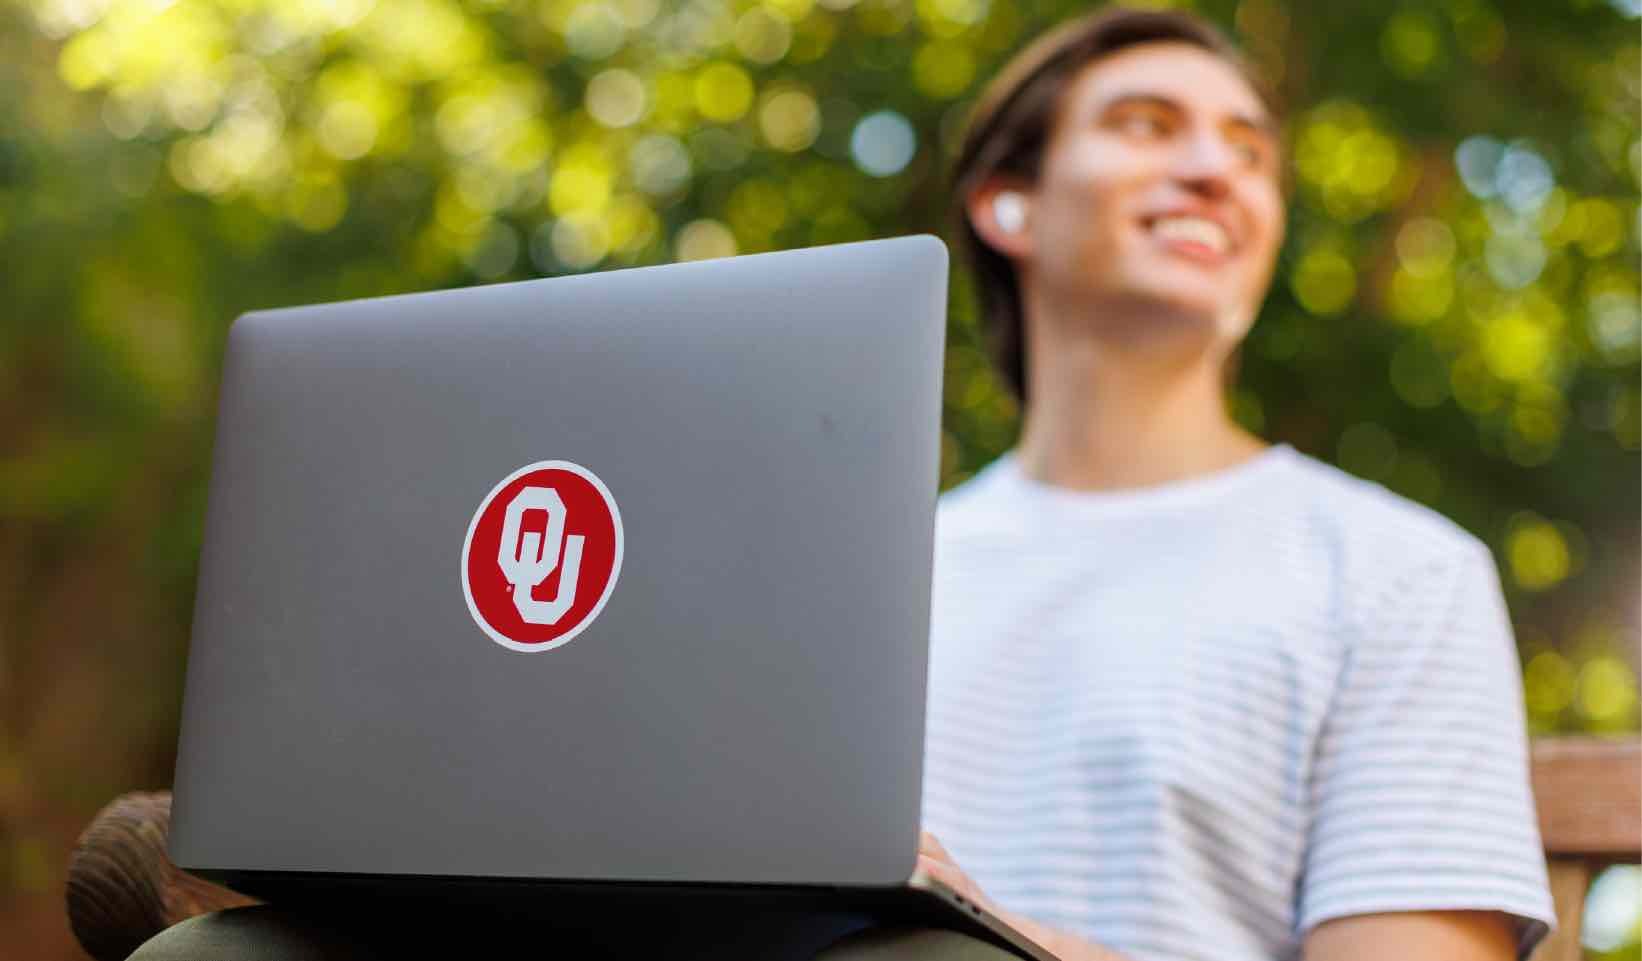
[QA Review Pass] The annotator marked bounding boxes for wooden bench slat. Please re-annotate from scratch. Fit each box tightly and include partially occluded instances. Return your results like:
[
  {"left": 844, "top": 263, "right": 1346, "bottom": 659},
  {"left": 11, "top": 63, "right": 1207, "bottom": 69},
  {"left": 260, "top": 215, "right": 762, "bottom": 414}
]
[{"left": 1530, "top": 737, "right": 1641, "bottom": 858}]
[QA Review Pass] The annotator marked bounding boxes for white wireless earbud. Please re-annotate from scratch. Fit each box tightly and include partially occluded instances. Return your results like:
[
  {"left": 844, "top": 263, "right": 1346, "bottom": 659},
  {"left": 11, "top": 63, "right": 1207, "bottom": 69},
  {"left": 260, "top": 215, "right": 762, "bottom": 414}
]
[{"left": 992, "top": 191, "right": 1028, "bottom": 234}]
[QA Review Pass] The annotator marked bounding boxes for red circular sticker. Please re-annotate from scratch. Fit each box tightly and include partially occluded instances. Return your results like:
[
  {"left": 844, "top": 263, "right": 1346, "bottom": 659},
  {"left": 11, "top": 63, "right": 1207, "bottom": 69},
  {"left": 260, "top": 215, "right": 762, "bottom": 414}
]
[{"left": 461, "top": 461, "right": 624, "bottom": 653}]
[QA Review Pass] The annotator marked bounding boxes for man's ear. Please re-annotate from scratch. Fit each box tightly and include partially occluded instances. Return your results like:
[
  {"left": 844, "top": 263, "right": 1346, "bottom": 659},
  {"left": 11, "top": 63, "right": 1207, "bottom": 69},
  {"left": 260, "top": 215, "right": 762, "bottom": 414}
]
[{"left": 965, "top": 177, "right": 1035, "bottom": 262}]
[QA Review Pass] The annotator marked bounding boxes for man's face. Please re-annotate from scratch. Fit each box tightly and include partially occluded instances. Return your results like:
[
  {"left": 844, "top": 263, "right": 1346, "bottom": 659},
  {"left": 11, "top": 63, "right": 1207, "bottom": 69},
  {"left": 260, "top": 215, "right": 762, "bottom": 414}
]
[{"left": 1021, "top": 42, "right": 1285, "bottom": 345}]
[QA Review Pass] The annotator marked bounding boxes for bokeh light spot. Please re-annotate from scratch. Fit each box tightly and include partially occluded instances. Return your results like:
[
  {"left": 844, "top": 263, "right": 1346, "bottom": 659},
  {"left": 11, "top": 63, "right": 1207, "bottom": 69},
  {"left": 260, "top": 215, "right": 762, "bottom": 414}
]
[
  {"left": 810, "top": 203, "right": 871, "bottom": 245},
  {"left": 1396, "top": 217, "right": 1456, "bottom": 276},
  {"left": 1380, "top": 9, "right": 1442, "bottom": 79},
  {"left": 1507, "top": 516, "right": 1571, "bottom": 591},
  {"left": 614, "top": 0, "right": 660, "bottom": 29},
  {"left": 605, "top": 194, "right": 659, "bottom": 255},
  {"left": 285, "top": 174, "right": 347, "bottom": 231},
  {"left": 913, "top": 40, "right": 976, "bottom": 99},
  {"left": 851, "top": 110, "right": 916, "bottom": 177},
  {"left": 1524, "top": 651, "right": 1576, "bottom": 716},
  {"left": 317, "top": 100, "right": 378, "bottom": 160},
  {"left": 759, "top": 89, "right": 821, "bottom": 152},
  {"left": 586, "top": 68, "right": 647, "bottom": 128},
  {"left": 1497, "top": 143, "right": 1555, "bottom": 213},
  {"left": 1455, "top": 135, "right": 1503, "bottom": 198},
  {"left": 728, "top": 179, "right": 790, "bottom": 244},
  {"left": 549, "top": 144, "right": 615, "bottom": 216},
  {"left": 564, "top": 3, "right": 626, "bottom": 59},
  {"left": 694, "top": 62, "right": 754, "bottom": 123},
  {"left": 58, "top": 29, "right": 113, "bottom": 90},
  {"left": 629, "top": 133, "right": 693, "bottom": 196},
  {"left": 675, "top": 218, "right": 738, "bottom": 261},
  {"left": 550, "top": 213, "right": 611, "bottom": 270},
  {"left": 765, "top": 0, "right": 816, "bottom": 21},
  {"left": 1388, "top": 268, "right": 1453, "bottom": 325},
  {"left": 1585, "top": 867, "right": 1642, "bottom": 953},
  {"left": 1588, "top": 291, "right": 1641, "bottom": 359},
  {"left": 1481, "top": 309, "right": 1552, "bottom": 382},
  {"left": 735, "top": 7, "right": 792, "bottom": 63},
  {"left": 1291, "top": 248, "right": 1356, "bottom": 315},
  {"left": 1574, "top": 198, "right": 1624, "bottom": 258},
  {"left": 916, "top": 0, "right": 989, "bottom": 34},
  {"left": 1577, "top": 657, "right": 1639, "bottom": 724}
]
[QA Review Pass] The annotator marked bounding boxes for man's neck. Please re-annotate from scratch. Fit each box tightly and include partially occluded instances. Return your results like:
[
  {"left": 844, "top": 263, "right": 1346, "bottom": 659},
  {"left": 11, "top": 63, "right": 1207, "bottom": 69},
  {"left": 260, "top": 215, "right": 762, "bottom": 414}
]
[{"left": 1013, "top": 297, "right": 1266, "bottom": 492}]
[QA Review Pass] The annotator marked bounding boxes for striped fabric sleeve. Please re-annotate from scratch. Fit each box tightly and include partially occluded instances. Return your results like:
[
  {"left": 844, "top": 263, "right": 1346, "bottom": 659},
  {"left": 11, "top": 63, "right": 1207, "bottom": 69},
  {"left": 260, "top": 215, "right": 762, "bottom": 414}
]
[{"left": 1296, "top": 540, "right": 1555, "bottom": 958}]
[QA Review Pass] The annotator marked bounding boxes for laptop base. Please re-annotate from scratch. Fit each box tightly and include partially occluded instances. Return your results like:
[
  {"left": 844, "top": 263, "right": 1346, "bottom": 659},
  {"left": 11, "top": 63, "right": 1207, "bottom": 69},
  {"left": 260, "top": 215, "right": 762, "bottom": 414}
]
[{"left": 199, "top": 870, "right": 1050, "bottom": 960}]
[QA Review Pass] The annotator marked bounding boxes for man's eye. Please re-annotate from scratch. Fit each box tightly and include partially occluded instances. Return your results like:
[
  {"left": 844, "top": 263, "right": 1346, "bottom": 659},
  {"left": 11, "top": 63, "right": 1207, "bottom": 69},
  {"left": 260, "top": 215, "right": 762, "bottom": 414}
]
[
  {"left": 1120, "top": 114, "right": 1166, "bottom": 136},
  {"left": 1232, "top": 140, "right": 1267, "bottom": 167}
]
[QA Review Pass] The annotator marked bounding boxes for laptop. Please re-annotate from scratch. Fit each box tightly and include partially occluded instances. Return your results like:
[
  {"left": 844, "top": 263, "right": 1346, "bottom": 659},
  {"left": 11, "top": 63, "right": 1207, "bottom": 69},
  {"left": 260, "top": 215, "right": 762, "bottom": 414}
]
[{"left": 168, "top": 234, "right": 1053, "bottom": 959}]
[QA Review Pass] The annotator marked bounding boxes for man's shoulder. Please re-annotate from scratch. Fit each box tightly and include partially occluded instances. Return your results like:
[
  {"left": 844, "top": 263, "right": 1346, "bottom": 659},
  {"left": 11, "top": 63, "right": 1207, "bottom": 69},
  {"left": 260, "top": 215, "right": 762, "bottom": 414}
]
[{"left": 1273, "top": 448, "right": 1494, "bottom": 581}]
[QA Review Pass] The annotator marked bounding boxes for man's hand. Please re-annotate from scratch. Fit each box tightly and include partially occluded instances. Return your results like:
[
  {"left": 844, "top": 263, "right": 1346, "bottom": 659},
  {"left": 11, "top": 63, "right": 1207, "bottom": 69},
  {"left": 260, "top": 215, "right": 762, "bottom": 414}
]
[
  {"left": 918, "top": 833, "right": 1134, "bottom": 961},
  {"left": 917, "top": 832, "right": 997, "bottom": 913}
]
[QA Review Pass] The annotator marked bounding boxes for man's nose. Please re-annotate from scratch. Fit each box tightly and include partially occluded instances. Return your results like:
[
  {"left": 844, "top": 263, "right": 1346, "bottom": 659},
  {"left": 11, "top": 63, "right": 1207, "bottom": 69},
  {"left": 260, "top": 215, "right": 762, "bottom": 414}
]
[{"left": 1172, "top": 130, "right": 1236, "bottom": 199}]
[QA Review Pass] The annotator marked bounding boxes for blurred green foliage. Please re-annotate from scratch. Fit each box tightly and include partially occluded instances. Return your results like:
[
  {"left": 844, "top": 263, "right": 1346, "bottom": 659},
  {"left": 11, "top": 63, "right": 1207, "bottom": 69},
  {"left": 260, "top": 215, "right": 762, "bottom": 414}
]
[{"left": 0, "top": 0, "right": 1637, "bottom": 956}]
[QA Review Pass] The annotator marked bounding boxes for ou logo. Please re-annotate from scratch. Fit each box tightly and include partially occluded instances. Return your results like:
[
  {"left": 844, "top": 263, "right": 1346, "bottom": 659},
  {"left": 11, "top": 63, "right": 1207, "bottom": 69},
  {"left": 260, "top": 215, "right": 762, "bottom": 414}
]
[{"left": 461, "top": 461, "right": 624, "bottom": 653}]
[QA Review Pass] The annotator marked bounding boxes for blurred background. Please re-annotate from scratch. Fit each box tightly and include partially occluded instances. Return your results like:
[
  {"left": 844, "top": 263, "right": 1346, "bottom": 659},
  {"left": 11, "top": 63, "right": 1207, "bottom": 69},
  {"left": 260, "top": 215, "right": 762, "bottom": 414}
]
[{"left": 1, "top": 0, "right": 1638, "bottom": 956}]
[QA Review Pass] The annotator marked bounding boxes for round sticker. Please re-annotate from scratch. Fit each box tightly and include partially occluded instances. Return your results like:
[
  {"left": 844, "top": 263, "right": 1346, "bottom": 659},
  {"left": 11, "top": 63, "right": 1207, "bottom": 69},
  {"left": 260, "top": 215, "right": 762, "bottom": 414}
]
[{"left": 461, "top": 461, "right": 624, "bottom": 653}]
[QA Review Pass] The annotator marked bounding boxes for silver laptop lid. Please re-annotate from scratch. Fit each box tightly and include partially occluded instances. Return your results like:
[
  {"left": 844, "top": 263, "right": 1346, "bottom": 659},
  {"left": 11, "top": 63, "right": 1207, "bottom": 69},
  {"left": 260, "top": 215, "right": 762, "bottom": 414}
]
[{"left": 169, "top": 235, "right": 948, "bottom": 888}]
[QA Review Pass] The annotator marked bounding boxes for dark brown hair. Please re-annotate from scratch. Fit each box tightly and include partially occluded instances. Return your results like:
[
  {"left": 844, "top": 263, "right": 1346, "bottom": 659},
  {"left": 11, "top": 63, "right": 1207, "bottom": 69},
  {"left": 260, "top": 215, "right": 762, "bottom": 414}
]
[{"left": 951, "top": 6, "right": 1280, "bottom": 404}]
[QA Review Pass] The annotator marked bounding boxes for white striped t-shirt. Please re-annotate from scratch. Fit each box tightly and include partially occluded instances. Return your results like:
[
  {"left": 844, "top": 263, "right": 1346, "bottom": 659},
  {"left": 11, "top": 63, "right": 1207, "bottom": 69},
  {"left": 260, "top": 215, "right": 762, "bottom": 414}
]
[{"left": 921, "top": 444, "right": 1554, "bottom": 961}]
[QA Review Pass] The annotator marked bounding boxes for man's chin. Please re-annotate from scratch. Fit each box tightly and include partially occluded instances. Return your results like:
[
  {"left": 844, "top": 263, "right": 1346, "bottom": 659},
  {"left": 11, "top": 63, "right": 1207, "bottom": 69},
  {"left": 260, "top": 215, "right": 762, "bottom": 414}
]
[{"left": 1085, "top": 285, "right": 1231, "bottom": 341}]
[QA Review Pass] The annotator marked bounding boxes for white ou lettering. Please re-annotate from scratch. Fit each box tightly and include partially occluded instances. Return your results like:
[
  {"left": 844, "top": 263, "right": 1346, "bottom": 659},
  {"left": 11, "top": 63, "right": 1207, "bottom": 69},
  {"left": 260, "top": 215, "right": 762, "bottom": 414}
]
[{"left": 496, "top": 486, "right": 585, "bottom": 624}]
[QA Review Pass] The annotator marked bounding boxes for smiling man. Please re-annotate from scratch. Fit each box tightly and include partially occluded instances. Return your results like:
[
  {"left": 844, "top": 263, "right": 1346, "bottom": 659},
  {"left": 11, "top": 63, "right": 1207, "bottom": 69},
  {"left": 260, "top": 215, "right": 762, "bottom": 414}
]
[{"left": 898, "top": 7, "right": 1556, "bottom": 961}]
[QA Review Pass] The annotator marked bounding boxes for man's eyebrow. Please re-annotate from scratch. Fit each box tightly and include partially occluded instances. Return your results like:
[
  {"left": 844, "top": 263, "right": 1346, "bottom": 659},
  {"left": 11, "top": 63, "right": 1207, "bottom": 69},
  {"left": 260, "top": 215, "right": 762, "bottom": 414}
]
[
  {"left": 1094, "top": 92, "right": 1277, "bottom": 140},
  {"left": 1224, "top": 112, "right": 1279, "bottom": 141},
  {"left": 1094, "top": 93, "right": 1184, "bottom": 117}
]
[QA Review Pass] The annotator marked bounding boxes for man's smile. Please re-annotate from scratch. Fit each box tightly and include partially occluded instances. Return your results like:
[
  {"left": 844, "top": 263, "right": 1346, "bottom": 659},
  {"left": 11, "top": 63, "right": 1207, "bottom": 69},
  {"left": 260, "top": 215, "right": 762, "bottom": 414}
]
[{"left": 1141, "top": 211, "right": 1236, "bottom": 265}]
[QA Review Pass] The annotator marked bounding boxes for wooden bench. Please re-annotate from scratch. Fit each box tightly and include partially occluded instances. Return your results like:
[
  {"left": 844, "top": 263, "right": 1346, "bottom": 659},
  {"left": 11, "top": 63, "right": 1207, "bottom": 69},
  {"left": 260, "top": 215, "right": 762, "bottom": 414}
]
[{"left": 1527, "top": 737, "right": 1641, "bottom": 961}]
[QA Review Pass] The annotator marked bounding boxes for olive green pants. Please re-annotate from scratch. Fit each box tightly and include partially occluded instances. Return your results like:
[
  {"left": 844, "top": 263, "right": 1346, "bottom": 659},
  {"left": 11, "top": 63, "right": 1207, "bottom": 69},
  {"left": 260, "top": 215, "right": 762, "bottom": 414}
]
[{"left": 130, "top": 904, "right": 1022, "bottom": 961}]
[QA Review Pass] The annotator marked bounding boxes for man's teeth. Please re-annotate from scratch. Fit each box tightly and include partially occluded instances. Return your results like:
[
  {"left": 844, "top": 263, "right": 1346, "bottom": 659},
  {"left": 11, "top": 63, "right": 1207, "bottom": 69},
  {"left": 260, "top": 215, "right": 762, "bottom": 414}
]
[{"left": 1152, "top": 216, "right": 1230, "bottom": 254}]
